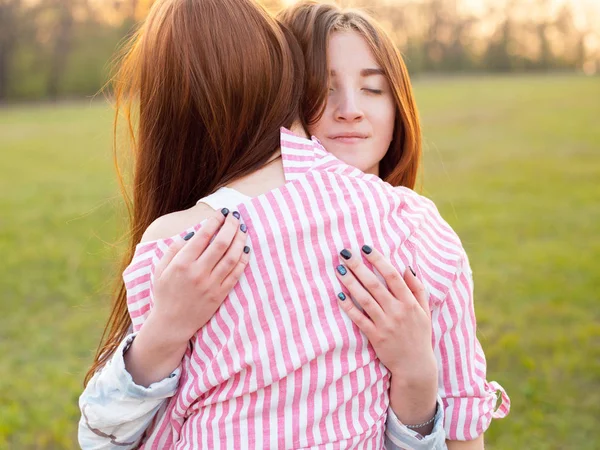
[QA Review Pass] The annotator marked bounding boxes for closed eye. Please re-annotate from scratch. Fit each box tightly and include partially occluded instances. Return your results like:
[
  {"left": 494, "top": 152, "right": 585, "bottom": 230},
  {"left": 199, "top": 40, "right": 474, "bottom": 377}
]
[{"left": 363, "top": 88, "right": 383, "bottom": 95}]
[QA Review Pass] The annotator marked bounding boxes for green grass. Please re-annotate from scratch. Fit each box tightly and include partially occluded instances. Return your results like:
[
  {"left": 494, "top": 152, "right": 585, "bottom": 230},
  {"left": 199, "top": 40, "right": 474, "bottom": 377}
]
[{"left": 1, "top": 75, "right": 599, "bottom": 448}]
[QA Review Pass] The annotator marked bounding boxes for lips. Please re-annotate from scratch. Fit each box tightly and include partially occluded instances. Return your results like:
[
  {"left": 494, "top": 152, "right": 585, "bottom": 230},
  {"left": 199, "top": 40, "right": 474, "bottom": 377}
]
[
  {"left": 330, "top": 133, "right": 368, "bottom": 140},
  {"left": 329, "top": 133, "right": 368, "bottom": 144}
]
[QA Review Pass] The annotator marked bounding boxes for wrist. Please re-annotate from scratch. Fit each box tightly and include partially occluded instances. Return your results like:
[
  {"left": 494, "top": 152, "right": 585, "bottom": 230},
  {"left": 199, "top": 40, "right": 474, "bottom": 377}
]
[
  {"left": 124, "top": 314, "right": 189, "bottom": 387},
  {"left": 143, "top": 310, "right": 193, "bottom": 350},
  {"left": 389, "top": 362, "right": 438, "bottom": 432}
]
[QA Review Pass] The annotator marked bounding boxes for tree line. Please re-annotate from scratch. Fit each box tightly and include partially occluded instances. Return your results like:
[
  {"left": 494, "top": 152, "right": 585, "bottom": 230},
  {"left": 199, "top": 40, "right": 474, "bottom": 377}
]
[{"left": 0, "top": 0, "right": 597, "bottom": 102}]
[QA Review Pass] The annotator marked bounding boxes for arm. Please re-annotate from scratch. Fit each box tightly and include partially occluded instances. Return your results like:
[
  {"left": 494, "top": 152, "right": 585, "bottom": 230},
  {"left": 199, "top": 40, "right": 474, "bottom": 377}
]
[
  {"left": 78, "top": 333, "right": 179, "bottom": 450},
  {"left": 334, "top": 246, "right": 444, "bottom": 446},
  {"left": 79, "top": 209, "right": 252, "bottom": 448}
]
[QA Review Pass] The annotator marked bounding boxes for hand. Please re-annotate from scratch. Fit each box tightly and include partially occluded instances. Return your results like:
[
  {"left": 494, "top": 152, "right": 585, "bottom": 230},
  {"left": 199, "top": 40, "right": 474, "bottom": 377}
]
[
  {"left": 335, "top": 246, "right": 437, "bottom": 384},
  {"left": 125, "top": 208, "right": 251, "bottom": 387},
  {"left": 149, "top": 208, "right": 251, "bottom": 345}
]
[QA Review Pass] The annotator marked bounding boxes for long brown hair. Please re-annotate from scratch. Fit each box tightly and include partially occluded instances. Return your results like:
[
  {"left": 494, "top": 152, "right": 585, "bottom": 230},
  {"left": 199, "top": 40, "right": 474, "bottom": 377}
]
[
  {"left": 85, "top": 0, "right": 304, "bottom": 385},
  {"left": 279, "top": 1, "right": 421, "bottom": 189}
]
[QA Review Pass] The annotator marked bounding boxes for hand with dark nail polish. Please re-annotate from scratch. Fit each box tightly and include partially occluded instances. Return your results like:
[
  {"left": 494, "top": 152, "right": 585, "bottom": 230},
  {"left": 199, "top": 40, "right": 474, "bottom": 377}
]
[
  {"left": 232, "top": 211, "right": 240, "bottom": 219},
  {"left": 221, "top": 208, "right": 230, "bottom": 217},
  {"left": 361, "top": 245, "right": 372, "bottom": 255},
  {"left": 337, "top": 265, "right": 347, "bottom": 276},
  {"left": 183, "top": 231, "right": 195, "bottom": 241}
]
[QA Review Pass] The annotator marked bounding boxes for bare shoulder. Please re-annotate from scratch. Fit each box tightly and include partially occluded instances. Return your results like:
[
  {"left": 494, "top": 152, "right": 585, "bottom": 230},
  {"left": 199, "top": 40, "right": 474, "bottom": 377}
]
[{"left": 140, "top": 203, "right": 216, "bottom": 243}]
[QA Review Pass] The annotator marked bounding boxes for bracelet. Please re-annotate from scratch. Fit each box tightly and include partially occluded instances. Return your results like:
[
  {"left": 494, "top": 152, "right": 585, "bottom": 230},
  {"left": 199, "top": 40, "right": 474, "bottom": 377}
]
[{"left": 404, "top": 403, "right": 438, "bottom": 429}]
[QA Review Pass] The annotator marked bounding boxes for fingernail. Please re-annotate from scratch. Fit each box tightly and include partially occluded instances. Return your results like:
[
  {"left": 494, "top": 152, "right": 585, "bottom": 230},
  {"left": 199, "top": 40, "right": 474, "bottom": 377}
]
[
  {"left": 336, "top": 265, "right": 347, "bottom": 276},
  {"left": 340, "top": 249, "right": 352, "bottom": 260},
  {"left": 183, "top": 231, "right": 195, "bottom": 241},
  {"left": 338, "top": 292, "right": 346, "bottom": 301},
  {"left": 409, "top": 265, "right": 416, "bottom": 277},
  {"left": 221, "top": 208, "right": 230, "bottom": 217},
  {"left": 243, "top": 246, "right": 250, "bottom": 254},
  {"left": 232, "top": 211, "right": 240, "bottom": 219},
  {"left": 240, "top": 223, "right": 247, "bottom": 233},
  {"left": 361, "top": 245, "right": 372, "bottom": 255}
]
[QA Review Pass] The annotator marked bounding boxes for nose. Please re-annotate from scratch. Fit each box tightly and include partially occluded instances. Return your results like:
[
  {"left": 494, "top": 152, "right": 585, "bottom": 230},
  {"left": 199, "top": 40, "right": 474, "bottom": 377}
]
[{"left": 335, "top": 89, "right": 364, "bottom": 122}]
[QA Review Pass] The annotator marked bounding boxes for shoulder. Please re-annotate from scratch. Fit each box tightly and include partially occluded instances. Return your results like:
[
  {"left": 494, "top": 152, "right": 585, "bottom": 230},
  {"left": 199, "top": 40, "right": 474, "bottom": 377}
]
[
  {"left": 395, "top": 186, "right": 467, "bottom": 260},
  {"left": 394, "top": 186, "right": 460, "bottom": 242},
  {"left": 140, "top": 203, "right": 215, "bottom": 244}
]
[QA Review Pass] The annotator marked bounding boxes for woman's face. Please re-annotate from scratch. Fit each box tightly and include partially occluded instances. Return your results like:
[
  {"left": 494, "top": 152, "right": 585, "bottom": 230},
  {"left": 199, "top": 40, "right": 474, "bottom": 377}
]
[{"left": 308, "top": 30, "right": 396, "bottom": 176}]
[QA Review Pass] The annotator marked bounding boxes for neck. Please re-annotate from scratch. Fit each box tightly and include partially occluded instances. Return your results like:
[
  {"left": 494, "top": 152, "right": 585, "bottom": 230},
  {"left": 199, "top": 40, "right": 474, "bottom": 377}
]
[{"left": 290, "top": 120, "right": 309, "bottom": 139}]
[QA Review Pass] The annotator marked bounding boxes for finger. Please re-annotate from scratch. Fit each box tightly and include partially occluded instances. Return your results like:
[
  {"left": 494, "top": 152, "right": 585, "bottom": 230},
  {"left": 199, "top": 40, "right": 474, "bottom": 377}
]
[
  {"left": 211, "top": 221, "right": 249, "bottom": 282},
  {"left": 339, "top": 248, "right": 395, "bottom": 312},
  {"left": 404, "top": 266, "right": 430, "bottom": 315},
  {"left": 360, "top": 245, "right": 414, "bottom": 306},
  {"left": 220, "top": 245, "right": 251, "bottom": 292},
  {"left": 174, "top": 208, "right": 228, "bottom": 265},
  {"left": 154, "top": 233, "right": 190, "bottom": 279},
  {"left": 337, "top": 291, "right": 376, "bottom": 338},
  {"left": 335, "top": 263, "right": 385, "bottom": 323},
  {"left": 197, "top": 210, "right": 242, "bottom": 270}
]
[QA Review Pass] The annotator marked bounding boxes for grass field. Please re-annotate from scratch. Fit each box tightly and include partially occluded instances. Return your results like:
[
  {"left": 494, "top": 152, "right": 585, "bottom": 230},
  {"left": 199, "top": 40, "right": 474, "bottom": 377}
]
[{"left": 1, "top": 75, "right": 599, "bottom": 449}]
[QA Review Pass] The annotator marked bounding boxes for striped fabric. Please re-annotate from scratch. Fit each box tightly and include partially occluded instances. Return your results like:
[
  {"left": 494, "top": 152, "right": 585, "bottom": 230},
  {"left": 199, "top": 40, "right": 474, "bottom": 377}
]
[{"left": 124, "top": 128, "right": 509, "bottom": 449}]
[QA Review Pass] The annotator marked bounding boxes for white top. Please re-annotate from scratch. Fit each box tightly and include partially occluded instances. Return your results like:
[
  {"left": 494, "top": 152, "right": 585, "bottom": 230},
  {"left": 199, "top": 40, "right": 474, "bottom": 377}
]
[{"left": 196, "top": 186, "right": 251, "bottom": 211}]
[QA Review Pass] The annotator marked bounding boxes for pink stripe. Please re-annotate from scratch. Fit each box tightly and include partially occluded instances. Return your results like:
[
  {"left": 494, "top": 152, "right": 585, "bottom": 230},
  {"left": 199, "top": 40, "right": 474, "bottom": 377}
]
[
  {"left": 128, "top": 303, "right": 150, "bottom": 319},
  {"left": 126, "top": 288, "right": 150, "bottom": 304},
  {"left": 125, "top": 273, "right": 150, "bottom": 290},
  {"left": 323, "top": 174, "right": 370, "bottom": 436}
]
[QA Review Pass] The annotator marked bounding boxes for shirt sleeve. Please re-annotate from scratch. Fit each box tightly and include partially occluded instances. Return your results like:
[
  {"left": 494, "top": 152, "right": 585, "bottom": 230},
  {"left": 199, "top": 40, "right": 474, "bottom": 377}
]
[
  {"left": 431, "top": 254, "right": 510, "bottom": 441},
  {"left": 385, "top": 396, "right": 447, "bottom": 450},
  {"left": 78, "top": 333, "right": 180, "bottom": 450}
]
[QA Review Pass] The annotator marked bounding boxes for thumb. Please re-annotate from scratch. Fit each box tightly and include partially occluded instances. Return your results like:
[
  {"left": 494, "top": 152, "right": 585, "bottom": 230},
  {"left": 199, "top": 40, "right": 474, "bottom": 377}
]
[{"left": 404, "top": 266, "right": 430, "bottom": 316}]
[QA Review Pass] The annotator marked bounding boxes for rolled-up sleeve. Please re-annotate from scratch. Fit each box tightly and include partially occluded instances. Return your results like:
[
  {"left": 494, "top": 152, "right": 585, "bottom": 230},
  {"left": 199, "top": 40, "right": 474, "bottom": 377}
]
[
  {"left": 432, "top": 255, "right": 510, "bottom": 441},
  {"left": 78, "top": 333, "right": 180, "bottom": 450}
]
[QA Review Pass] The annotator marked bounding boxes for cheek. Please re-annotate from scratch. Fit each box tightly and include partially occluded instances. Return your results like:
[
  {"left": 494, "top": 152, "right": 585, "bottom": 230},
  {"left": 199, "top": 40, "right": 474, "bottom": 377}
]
[
  {"left": 307, "top": 114, "right": 329, "bottom": 141},
  {"left": 370, "top": 101, "right": 395, "bottom": 146}
]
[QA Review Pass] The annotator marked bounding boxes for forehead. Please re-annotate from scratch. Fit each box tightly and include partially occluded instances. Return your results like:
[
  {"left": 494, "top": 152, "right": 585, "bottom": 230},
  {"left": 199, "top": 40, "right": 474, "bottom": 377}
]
[{"left": 327, "top": 30, "right": 380, "bottom": 73}]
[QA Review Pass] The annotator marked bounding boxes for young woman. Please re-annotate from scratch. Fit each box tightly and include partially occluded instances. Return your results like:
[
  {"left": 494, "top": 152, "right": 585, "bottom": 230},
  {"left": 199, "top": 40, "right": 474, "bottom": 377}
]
[
  {"left": 79, "top": 0, "right": 508, "bottom": 448},
  {"left": 278, "top": 3, "right": 510, "bottom": 447}
]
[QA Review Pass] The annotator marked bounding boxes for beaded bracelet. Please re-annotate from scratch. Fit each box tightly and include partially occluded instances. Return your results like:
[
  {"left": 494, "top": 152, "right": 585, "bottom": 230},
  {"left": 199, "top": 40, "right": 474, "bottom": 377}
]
[{"left": 404, "top": 403, "right": 438, "bottom": 429}]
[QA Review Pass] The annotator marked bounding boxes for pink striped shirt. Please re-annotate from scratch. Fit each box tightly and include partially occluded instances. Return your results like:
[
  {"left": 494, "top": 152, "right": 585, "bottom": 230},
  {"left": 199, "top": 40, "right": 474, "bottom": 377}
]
[{"left": 124, "top": 128, "right": 509, "bottom": 449}]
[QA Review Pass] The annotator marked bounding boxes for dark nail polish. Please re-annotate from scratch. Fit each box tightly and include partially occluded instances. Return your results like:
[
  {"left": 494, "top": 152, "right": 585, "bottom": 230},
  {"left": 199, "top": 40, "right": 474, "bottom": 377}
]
[
  {"left": 338, "top": 292, "right": 346, "bottom": 301},
  {"left": 221, "top": 208, "right": 230, "bottom": 217},
  {"left": 361, "top": 245, "right": 372, "bottom": 255},
  {"left": 336, "top": 265, "right": 347, "bottom": 276},
  {"left": 243, "top": 246, "right": 250, "bottom": 254},
  {"left": 183, "top": 231, "right": 195, "bottom": 241},
  {"left": 240, "top": 223, "right": 247, "bottom": 233},
  {"left": 409, "top": 265, "right": 416, "bottom": 277},
  {"left": 340, "top": 249, "right": 352, "bottom": 260},
  {"left": 232, "top": 211, "right": 240, "bottom": 219}
]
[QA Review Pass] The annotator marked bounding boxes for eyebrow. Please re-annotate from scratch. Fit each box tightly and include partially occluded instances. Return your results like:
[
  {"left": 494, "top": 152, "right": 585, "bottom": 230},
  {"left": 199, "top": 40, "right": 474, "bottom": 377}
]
[
  {"left": 360, "top": 68, "right": 384, "bottom": 77},
  {"left": 329, "top": 68, "right": 385, "bottom": 77}
]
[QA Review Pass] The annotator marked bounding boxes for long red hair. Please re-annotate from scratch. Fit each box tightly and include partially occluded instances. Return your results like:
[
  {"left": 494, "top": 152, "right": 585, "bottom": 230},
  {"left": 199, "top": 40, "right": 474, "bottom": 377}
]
[
  {"left": 279, "top": 1, "right": 422, "bottom": 189},
  {"left": 85, "top": 0, "right": 304, "bottom": 385}
]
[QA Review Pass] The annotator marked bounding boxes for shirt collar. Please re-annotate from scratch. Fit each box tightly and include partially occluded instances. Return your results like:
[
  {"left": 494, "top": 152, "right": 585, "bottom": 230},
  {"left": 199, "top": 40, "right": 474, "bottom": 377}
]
[{"left": 280, "top": 127, "right": 332, "bottom": 182}]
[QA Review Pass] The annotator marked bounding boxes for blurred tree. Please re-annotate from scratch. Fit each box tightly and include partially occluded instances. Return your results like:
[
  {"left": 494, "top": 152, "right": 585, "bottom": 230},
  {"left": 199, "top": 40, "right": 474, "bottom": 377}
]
[
  {"left": 46, "top": 0, "right": 74, "bottom": 99},
  {"left": 0, "top": 0, "right": 20, "bottom": 101},
  {"left": 483, "top": 0, "right": 516, "bottom": 72}
]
